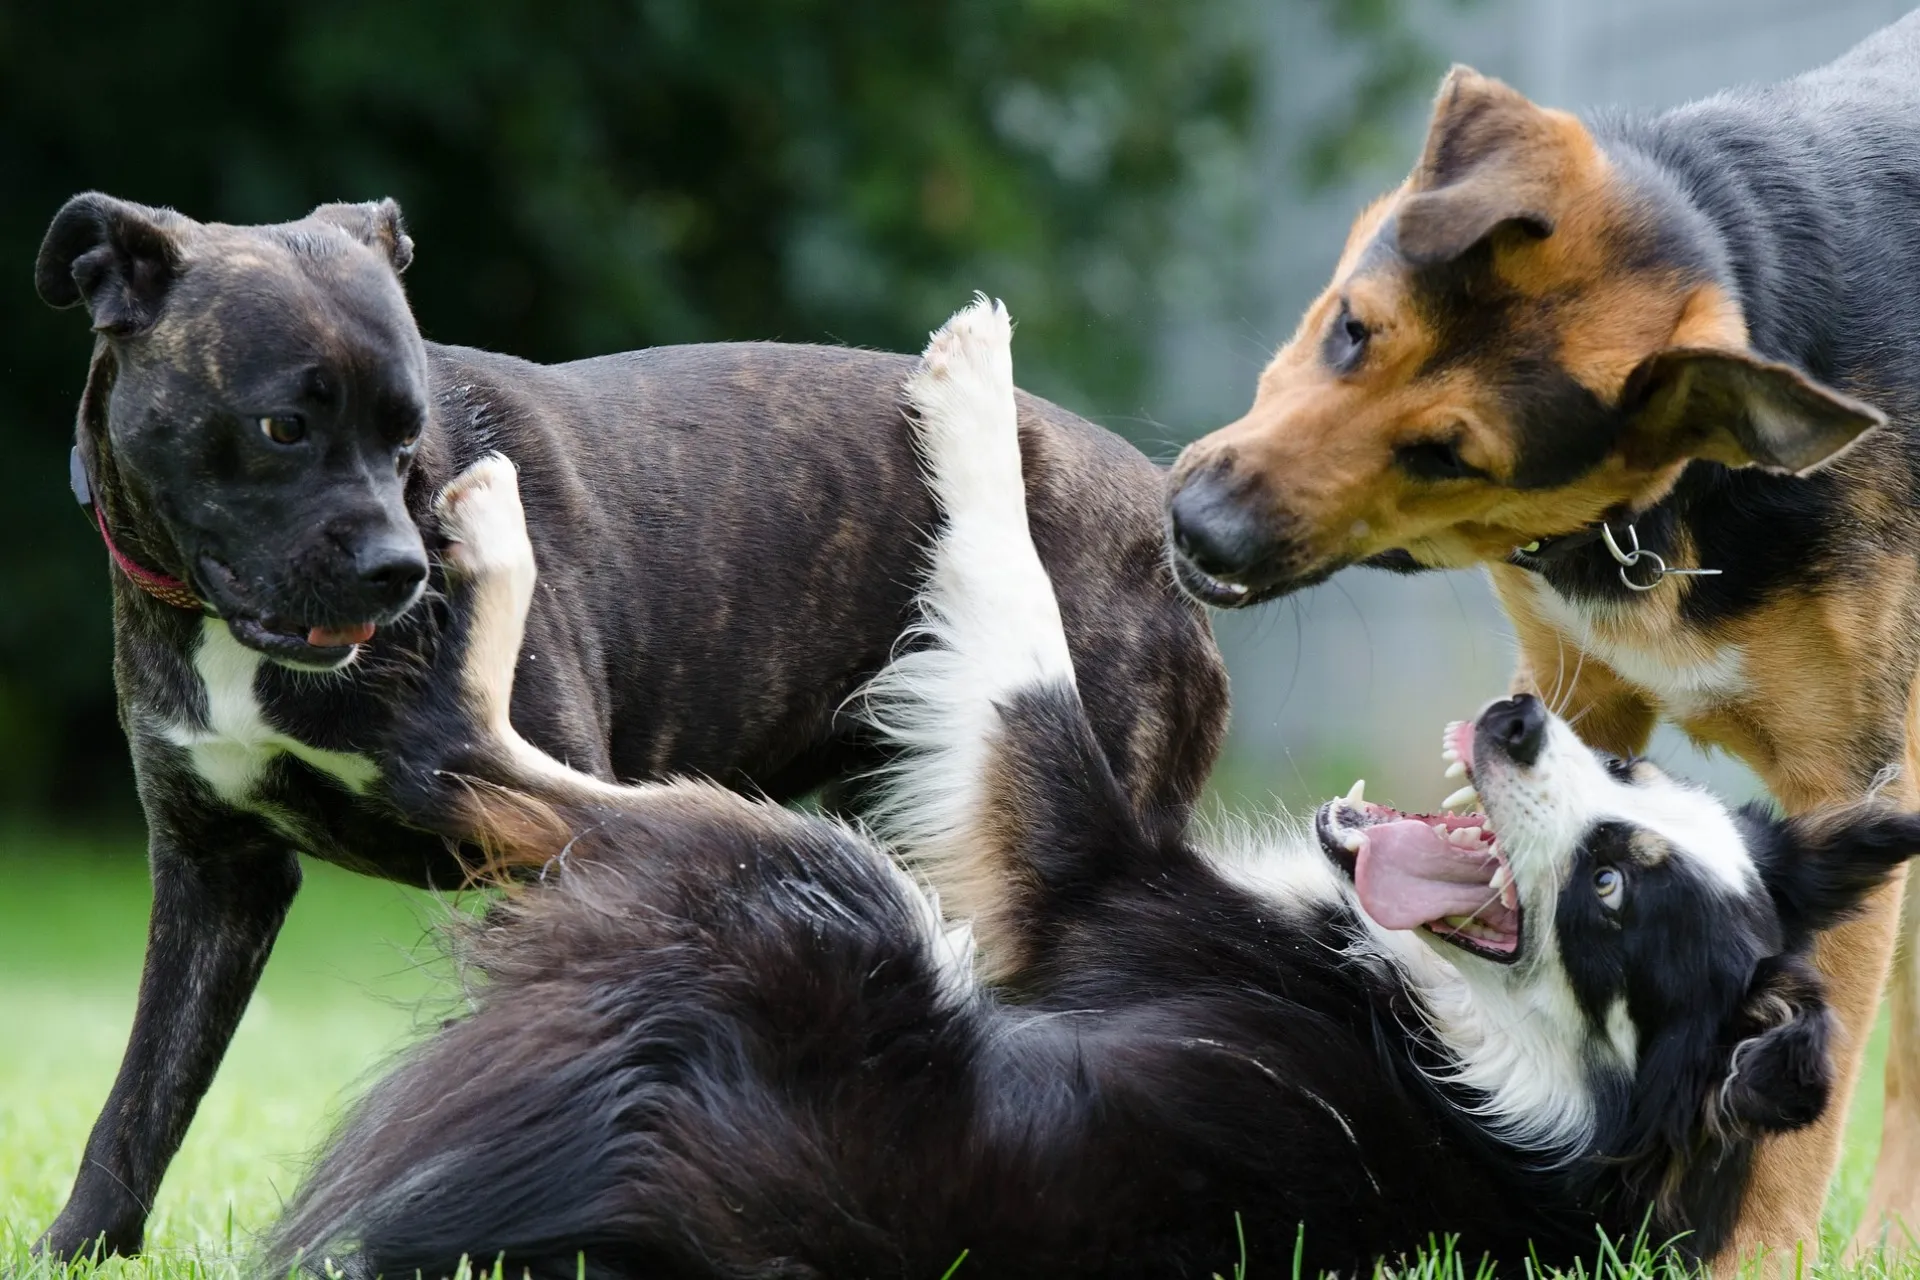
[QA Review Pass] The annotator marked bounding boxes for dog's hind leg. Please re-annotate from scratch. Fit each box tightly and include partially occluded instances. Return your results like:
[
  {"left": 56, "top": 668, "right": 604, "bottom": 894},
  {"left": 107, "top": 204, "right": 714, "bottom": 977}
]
[
  {"left": 861, "top": 297, "right": 1165, "bottom": 983},
  {"left": 1853, "top": 698, "right": 1920, "bottom": 1255}
]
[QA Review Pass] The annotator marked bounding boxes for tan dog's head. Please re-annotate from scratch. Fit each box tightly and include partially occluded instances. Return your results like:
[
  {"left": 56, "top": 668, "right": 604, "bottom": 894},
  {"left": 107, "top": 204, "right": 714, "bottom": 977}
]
[{"left": 1165, "top": 68, "right": 1884, "bottom": 605}]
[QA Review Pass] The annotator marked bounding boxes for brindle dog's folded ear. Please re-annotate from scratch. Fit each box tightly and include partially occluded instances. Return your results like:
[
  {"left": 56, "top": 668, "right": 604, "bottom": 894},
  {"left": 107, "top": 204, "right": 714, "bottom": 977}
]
[
  {"left": 1715, "top": 954, "right": 1834, "bottom": 1135},
  {"left": 1395, "top": 66, "right": 1558, "bottom": 267},
  {"left": 309, "top": 198, "right": 414, "bottom": 274},
  {"left": 1620, "top": 347, "right": 1885, "bottom": 475},
  {"left": 35, "top": 192, "right": 188, "bottom": 335}
]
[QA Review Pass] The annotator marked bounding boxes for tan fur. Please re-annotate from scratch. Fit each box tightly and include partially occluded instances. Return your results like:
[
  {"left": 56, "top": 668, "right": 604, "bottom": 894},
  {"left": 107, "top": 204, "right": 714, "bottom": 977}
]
[{"left": 1179, "top": 64, "right": 1920, "bottom": 1263}]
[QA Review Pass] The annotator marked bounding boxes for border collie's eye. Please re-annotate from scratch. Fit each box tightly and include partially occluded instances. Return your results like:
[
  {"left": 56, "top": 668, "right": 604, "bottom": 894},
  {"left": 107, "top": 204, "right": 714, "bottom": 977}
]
[
  {"left": 1323, "top": 302, "right": 1370, "bottom": 373},
  {"left": 1394, "top": 437, "right": 1487, "bottom": 482},
  {"left": 1593, "top": 866, "right": 1625, "bottom": 909},
  {"left": 258, "top": 415, "right": 306, "bottom": 446}
]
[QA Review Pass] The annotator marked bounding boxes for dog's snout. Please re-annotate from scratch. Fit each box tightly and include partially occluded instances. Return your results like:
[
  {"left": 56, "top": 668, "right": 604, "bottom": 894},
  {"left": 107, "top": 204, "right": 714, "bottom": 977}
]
[
  {"left": 1479, "top": 695, "right": 1547, "bottom": 768},
  {"left": 354, "top": 532, "right": 428, "bottom": 610},
  {"left": 1168, "top": 469, "right": 1270, "bottom": 581}
]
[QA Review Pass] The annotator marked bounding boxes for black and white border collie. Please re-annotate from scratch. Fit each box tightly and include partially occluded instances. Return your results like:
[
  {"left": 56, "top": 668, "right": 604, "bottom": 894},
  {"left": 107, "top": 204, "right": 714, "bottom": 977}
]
[{"left": 267, "top": 300, "right": 1919, "bottom": 1279}]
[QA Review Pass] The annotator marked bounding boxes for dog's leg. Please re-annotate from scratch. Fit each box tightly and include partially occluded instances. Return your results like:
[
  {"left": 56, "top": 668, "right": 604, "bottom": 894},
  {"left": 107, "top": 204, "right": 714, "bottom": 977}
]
[
  {"left": 1853, "top": 691, "right": 1920, "bottom": 1255},
  {"left": 860, "top": 297, "right": 1156, "bottom": 984},
  {"left": 1715, "top": 749, "right": 1915, "bottom": 1269},
  {"left": 38, "top": 821, "right": 299, "bottom": 1260}
]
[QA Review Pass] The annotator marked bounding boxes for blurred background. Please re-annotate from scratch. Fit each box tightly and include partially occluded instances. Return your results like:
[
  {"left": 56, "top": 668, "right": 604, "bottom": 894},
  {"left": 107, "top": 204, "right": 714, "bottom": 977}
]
[{"left": 4, "top": 0, "right": 1914, "bottom": 834}]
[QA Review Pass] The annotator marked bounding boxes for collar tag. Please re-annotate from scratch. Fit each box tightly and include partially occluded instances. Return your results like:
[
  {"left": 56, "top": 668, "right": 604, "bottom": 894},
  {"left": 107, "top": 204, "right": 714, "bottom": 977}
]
[{"left": 69, "top": 446, "right": 92, "bottom": 508}]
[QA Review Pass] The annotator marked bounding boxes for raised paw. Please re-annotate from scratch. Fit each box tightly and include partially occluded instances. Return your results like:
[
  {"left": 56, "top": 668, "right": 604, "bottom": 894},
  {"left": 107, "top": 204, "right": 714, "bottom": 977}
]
[
  {"left": 434, "top": 453, "right": 535, "bottom": 589},
  {"left": 904, "top": 295, "right": 1024, "bottom": 525}
]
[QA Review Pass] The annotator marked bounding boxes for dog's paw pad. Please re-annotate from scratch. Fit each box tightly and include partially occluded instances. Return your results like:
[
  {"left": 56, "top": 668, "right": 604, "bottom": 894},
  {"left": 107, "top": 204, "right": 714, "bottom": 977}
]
[
  {"left": 917, "top": 293, "right": 1012, "bottom": 383},
  {"left": 434, "top": 453, "right": 532, "bottom": 579}
]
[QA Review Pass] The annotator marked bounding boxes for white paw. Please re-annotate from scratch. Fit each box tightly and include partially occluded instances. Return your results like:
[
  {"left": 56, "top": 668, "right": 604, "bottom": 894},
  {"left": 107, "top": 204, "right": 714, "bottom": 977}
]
[
  {"left": 905, "top": 295, "right": 1023, "bottom": 524},
  {"left": 434, "top": 453, "right": 534, "bottom": 585},
  {"left": 917, "top": 293, "right": 1013, "bottom": 386}
]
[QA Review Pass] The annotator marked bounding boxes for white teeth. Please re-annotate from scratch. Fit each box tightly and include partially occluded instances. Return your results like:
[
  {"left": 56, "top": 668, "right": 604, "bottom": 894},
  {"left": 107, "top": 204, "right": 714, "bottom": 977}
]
[
  {"left": 1450, "top": 826, "right": 1483, "bottom": 848},
  {"left": 1444, "top": 760, "right": 1467, "bottom": 779},
  {"left": 1340, "top": 829, "right": 1366, "bottom": 853},
  {"left": 1443, "top": 915, "right": 1473, "bottom": 930},
  {"left": 1346, "top": 778, "right": 1366, "bottom": 805},
  {"left": 1490, "top": 863, "right": 1519, "bottom": 909},
  {"left": 1443, "top": 785, "right": 1479, "bottom": 812}
]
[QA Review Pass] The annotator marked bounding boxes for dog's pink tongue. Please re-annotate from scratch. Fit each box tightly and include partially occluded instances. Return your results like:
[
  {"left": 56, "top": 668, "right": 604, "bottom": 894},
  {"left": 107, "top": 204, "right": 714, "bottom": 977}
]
[
  {"left": 1354, "top": 820, "right": 1503, "bottom": 930},
  {"left": 308, "top": 622, "right": 376, "bottom": 647}
]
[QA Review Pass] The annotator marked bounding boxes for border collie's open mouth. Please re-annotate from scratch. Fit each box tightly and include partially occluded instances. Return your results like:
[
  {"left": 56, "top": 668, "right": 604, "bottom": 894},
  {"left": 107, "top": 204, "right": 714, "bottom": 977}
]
[{"left": 1315, "top": 721, "right": 1522, "bottom": 964}]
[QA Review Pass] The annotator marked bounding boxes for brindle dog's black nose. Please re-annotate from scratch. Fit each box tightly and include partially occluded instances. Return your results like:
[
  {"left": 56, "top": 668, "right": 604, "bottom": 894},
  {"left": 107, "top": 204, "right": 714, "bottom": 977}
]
[
  {"left": 1168, "top": 472, "right": 1268, "bottom": 581},
  {"left": 1480, "top": 695, "right": 1547, "bottom": 768},
  {"left": 355, "top": 535, "right": 428, "bottom": 611}
]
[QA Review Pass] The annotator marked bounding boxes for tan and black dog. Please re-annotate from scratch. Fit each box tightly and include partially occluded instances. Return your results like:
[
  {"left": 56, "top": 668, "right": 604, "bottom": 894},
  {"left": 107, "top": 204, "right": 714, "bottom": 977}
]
[{"left": 1166, "top": 17, "right": 1920, "bottom": 1264}]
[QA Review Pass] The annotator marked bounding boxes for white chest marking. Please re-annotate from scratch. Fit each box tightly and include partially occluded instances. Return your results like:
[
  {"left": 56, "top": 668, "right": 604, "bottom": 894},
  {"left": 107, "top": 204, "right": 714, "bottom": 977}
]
[
  {"left": 1525, "top": 579, "right": 1749, "bottom": 717},
  {"left": 161, "top": 619, "right": 379, "bottom": 804}
]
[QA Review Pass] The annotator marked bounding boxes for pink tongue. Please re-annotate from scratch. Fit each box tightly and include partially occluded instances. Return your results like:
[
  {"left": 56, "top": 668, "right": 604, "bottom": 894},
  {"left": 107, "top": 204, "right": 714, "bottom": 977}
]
[
  {"left": 1354, "top": 819, "right": 1506, "bottom": 930},
  {"left": 308, "top": 622, "right": 376, "bottom": 647}
]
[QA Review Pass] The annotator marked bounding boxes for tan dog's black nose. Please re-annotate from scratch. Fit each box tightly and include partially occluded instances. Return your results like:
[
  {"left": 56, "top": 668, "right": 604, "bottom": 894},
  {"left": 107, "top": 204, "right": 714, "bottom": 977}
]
[{"left": 1168, "top": 470, "right": 1269, "bottom": 582}]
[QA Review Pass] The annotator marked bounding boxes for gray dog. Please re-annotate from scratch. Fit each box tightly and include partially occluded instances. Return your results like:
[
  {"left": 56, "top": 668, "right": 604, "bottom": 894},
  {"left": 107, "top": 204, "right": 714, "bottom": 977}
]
[{"left": 31, "top": 193, "right": 1227, "bottom": 1259}]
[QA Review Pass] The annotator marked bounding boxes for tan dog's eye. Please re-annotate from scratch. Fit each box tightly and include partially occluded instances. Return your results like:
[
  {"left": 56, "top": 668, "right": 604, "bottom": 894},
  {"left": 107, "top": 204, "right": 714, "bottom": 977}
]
[
  {"left": 1393, "top": 437, "right": 1489, "bottom": 482},
  {"left": 1323, "top": 300, "right": 1370, "bottom": 373},
  {"left": 1594, "top": 865, "right": 1626, "bottom": 910}
]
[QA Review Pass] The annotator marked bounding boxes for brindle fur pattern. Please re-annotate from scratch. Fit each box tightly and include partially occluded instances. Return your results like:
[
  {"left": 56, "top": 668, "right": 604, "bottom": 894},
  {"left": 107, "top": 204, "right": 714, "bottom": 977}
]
[{"left": 32, "top": 196, "right": 1227, "bottom": 1260}]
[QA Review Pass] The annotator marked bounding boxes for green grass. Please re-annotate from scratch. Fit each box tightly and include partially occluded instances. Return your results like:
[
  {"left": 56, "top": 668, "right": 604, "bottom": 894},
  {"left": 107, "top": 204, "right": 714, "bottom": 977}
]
[{"left": 0, "top": 831, "right": 1913, "bottom": 1279}]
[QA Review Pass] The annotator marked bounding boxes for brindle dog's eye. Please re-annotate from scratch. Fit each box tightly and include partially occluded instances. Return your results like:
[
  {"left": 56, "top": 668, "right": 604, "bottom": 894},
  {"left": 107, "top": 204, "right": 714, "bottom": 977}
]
[
  {"left": 1323, "top": 301, "right": 1370, "bottom": 373},
  {"left": 1393, "top": 437, "right": 1487, "bottom": 482},
  {"left": 258, "top": 415, "right": 306, "bottom": 446},
  {"left": 1594, "top": 865, "right": 1626, "bottom": 909}
]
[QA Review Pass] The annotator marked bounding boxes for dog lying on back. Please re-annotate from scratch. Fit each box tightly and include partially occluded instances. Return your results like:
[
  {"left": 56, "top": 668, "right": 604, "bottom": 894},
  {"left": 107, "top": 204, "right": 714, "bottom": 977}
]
[
  {"left": 1164, "top": 16, "right": 1920, "bottom": 1254},
  {"left": 31, "top": 196, "right": 1224, "bottom": 1260},
  {"left": 264, "top": 301, "right": 1919, "bottom": 1279}
]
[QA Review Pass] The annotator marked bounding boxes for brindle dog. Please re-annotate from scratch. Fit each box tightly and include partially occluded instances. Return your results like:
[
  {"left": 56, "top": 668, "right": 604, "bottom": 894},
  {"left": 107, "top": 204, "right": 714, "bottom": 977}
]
[
  {"left": 32, "top": 194, "right": 1226, "bottom": 1260},
  {"left": 1166, "top": 16, "right": 1920, "bottom": 1265}
]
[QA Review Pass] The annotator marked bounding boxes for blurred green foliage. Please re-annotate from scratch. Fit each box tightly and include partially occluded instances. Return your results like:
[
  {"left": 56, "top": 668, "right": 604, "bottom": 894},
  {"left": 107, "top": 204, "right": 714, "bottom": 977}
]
[{"left": 0, "top": 0, "right": 1431, "bottom": 822}]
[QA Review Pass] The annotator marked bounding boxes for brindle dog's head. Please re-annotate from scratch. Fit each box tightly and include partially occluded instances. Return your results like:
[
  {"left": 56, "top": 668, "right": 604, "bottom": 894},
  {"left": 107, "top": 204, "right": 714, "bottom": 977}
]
[
  {"left": 37, "top": 193, "right": 431, "bottom": 669},
  {"left": 1165, "top": 68, "right": 1885, "bottom": 606}
]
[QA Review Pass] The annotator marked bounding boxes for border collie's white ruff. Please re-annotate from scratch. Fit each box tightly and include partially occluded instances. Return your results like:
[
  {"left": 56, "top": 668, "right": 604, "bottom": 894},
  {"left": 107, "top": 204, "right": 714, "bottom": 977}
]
[{"left": 266, "top": 300, "right": 1920, "bottom": 1279}]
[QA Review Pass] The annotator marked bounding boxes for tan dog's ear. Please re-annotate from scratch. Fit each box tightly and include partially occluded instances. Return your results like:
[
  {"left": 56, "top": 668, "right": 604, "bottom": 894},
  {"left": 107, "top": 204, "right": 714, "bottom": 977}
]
[
  {"left": 1620, "top": 347, "right": 1885, "bottom": 474},
  {"left": 1395, "top": 67, "right": 1558, "bottom": 266}
]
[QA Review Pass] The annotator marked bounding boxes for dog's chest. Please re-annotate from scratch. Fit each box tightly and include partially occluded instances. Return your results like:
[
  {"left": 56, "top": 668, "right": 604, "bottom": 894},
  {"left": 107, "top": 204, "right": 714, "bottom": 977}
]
[
  {"left": 1521, "top": 578, "right": 1750, "bottom": 717},
  {"left": 159, "top": 619, "right": 379, "bottom": 806}
]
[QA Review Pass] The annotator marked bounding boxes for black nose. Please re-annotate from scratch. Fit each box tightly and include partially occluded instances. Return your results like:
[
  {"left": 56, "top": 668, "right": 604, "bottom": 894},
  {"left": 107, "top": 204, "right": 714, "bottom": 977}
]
[
  {"left": 1167, "top": 470, "right": 1270, "bottom": 581},
  {"left": 1478, "top": 695, "right": 1547, "bottom": 768},
  {"left": 353, "top": 533, "right": 427, "bottom": 612}
]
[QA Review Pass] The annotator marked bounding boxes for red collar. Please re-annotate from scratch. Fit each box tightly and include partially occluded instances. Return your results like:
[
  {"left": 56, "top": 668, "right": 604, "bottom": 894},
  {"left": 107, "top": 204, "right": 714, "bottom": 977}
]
[
  {"left": 91, "top": 502, "right": 204, "bottom": 611},
  {"left": 73, "top": 447, "right": 204, "bottom": 612}
]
